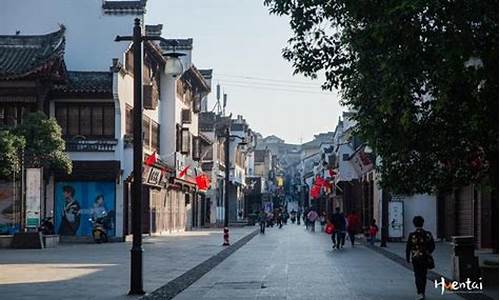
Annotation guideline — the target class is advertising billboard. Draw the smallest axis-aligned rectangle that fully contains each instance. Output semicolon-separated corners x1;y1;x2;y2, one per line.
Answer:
54;181;115;237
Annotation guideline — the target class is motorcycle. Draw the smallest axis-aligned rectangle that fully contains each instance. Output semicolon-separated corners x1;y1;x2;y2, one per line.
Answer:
89;211;108;243
38;217;55;235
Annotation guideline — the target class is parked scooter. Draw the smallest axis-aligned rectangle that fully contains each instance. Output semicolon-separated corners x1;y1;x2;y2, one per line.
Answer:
89;212;108;243
38;217;55;235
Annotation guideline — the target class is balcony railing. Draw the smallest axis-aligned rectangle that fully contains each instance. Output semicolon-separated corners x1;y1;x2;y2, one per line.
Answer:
65;139;118;152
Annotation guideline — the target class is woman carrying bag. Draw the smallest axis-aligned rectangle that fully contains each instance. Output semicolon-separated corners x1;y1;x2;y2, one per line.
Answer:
406;216;435;300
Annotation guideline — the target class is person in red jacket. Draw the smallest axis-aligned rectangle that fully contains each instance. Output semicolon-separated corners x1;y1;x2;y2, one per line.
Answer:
368;219;379;246
346;211;361;247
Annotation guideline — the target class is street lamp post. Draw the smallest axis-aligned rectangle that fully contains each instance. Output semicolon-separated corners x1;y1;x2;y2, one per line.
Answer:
223;126;230;246
129;19;145;296
115;18;164;296
222;124;247;246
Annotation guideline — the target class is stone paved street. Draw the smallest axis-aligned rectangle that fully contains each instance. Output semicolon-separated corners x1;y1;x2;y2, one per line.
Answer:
0;228;254;300
174;224;464;300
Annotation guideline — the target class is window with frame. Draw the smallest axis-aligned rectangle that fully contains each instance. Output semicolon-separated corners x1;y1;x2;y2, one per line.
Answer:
192;136;200;160
55;103;115;138
193;94;201;113
151;120;159;151
143;116;151;147
181;128;191;155
141;115;160;151
176;124;182;152
0;103;35;126
125;104;133;136
181;109;191;124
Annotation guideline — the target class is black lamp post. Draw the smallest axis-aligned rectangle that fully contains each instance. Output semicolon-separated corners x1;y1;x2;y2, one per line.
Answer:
222;124;247;246
223;126;230;246
115;18;163;296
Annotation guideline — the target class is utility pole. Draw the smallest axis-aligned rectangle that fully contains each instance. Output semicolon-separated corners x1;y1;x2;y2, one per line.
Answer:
115;18;162;296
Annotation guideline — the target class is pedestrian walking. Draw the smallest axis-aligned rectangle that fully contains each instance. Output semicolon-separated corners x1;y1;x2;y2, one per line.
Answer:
319;212;326;231
297;207;302;225
283;210;289;225
331;207;346;249
277;209;283;229
346;210;361;247
303;208;309;229
258;210;266;234
406;216;435;300
307;209;319;232
368;219;378;246
290;209;297;224
266;212;274;227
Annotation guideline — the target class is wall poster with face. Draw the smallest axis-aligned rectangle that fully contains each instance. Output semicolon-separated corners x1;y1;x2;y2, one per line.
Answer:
55;181;115;237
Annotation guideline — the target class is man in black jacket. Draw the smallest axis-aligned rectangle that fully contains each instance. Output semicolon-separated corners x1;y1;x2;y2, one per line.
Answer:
406;216;435;300
331;207;346;249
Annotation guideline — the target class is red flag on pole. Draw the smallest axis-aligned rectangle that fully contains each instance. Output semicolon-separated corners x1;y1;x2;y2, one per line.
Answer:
310;184;321;199
179;165;190;178
195;174;210;190
314;176;328;188
145;151;158;166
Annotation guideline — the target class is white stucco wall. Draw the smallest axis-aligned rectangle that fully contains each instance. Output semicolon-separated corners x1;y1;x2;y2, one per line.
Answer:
395;193;437;239
0;0;143;71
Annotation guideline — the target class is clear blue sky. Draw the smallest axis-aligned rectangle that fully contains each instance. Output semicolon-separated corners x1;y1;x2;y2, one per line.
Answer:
146;0;343;144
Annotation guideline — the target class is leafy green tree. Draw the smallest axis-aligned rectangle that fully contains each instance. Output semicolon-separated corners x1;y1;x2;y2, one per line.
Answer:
0;130;25;178
264;0;498;194
15;112;72;174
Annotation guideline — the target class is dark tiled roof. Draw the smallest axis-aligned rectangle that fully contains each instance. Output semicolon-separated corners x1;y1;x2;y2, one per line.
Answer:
231;123;247;131
199;111;217;131
199;69;213;79
0;27;65;80
53;71;113;95
160;38;193;51
102;0;146;14
145;24;163;36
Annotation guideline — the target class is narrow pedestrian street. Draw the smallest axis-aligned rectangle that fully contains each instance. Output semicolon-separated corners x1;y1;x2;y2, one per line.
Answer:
173;225;462;300
0;1;498;299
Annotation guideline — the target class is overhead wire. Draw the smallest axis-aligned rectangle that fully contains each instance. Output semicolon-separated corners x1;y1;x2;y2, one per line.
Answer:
216;82;335;95
216;73;321;87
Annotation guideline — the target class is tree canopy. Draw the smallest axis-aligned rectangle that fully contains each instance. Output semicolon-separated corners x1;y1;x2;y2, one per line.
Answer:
0;130;25;178
0;112;72;178
265;0;498;194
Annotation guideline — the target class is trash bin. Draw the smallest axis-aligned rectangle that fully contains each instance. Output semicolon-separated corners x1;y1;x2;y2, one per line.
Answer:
452;236;480;282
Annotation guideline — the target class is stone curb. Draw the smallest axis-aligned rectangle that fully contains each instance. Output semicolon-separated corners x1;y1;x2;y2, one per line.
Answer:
141;228;260;300
366;245;494;300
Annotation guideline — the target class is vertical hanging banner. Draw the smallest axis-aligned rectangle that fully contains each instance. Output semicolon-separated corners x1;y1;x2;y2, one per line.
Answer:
388;201;404;238
25;168;42;229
